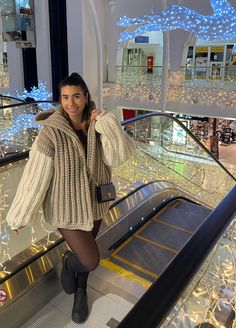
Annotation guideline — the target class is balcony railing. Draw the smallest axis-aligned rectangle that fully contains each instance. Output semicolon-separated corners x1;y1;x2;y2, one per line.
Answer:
116;65;236;89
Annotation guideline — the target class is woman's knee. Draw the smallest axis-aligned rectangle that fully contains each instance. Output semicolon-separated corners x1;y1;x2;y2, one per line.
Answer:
80;253;100;271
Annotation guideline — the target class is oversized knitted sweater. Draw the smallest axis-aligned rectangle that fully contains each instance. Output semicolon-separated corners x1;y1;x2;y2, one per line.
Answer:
6;106;135;231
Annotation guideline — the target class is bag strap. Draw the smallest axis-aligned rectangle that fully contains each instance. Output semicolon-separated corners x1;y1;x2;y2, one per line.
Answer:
83;161;99;187
77;152;99;187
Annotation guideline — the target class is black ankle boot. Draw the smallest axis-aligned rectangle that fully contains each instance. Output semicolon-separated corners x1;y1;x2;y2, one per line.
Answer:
72;288;89;324
61;251;76;294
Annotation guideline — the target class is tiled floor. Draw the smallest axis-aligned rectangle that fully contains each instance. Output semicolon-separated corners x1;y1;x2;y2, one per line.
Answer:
20;287;133;328
219;142;236;167
218;143;236;178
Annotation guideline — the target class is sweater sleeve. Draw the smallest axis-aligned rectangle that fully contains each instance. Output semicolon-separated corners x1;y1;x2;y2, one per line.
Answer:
6;140;54;230
94;111;136;167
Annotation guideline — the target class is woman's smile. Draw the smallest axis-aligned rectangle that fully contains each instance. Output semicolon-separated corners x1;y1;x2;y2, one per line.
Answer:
60;85;88;122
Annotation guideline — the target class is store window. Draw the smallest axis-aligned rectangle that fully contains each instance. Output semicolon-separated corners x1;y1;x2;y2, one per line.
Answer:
186;44;236;80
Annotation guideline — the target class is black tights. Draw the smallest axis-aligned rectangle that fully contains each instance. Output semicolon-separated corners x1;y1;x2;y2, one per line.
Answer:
58;220;102;289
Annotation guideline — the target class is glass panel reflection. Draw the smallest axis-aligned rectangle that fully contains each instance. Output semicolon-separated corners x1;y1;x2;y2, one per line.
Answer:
162;216;236;328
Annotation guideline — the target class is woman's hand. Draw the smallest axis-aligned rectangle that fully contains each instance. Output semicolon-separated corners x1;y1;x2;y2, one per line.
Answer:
90;109;102;122
13;226;24;235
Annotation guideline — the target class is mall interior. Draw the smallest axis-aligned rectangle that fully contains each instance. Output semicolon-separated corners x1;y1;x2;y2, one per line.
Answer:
0;1;236;327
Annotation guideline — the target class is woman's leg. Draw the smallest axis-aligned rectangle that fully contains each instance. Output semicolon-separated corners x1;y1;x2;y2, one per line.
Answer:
59;219;102;274
58;220;102;324
75;220;102;289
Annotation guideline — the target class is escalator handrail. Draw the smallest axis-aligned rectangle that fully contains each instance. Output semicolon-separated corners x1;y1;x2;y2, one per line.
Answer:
0;100;58;110
0;151;29;167
121;113;236;182
0;94;26;103
117;184;236;328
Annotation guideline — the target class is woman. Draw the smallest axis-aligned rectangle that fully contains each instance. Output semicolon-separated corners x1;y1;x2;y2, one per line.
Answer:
6;73;135;324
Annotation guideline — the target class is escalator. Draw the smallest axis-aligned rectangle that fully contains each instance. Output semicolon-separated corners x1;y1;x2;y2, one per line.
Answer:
100;198;211;286
0;101;235;328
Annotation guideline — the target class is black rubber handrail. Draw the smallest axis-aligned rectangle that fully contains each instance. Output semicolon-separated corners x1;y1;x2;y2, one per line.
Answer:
0;94;26;103
118;184;236;328
110;179;205;210
0;151;29;167
121;113;236;182
0;234;64;285
0;100;58;110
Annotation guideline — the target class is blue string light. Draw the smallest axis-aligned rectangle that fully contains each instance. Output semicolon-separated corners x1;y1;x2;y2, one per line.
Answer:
0;83;53;149
0;114;39;142
117;0;236;41
15;82;52;104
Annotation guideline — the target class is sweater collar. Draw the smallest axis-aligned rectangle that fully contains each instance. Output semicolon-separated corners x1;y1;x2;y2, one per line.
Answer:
35;105;97;167
35;105;95;140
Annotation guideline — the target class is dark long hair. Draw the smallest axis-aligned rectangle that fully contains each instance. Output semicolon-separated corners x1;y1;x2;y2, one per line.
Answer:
59;72;95;122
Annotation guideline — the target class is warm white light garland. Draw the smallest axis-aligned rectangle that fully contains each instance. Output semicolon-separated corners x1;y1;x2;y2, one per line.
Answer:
114;80;236;109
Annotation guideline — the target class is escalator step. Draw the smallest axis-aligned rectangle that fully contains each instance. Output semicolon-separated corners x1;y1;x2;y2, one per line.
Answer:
111;237;175;278
154;206;208;232
175;200;212;217
100;258;153;287
137;220;192;252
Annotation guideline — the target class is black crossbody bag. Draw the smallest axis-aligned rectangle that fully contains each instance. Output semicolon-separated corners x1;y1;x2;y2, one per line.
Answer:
96;183;116;203
82;159;116;203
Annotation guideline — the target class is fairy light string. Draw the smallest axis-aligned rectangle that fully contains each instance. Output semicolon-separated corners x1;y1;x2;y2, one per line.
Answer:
117;0;236;42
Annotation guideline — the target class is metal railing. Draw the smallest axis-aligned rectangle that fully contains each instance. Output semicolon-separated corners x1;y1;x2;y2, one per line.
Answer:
116;65;236;88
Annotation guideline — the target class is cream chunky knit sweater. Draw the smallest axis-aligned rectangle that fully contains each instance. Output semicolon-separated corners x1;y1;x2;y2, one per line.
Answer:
6;106;135;231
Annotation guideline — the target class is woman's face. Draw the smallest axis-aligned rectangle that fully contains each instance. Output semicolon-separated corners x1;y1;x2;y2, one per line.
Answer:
60;85;88;122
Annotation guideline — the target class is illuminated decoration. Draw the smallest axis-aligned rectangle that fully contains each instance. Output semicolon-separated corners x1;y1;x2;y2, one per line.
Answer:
166;223;236;327
0;83;53;156
0;113;38;142
114;79;236;109
114;66;236;109
117;0;236;41
15;81;52;104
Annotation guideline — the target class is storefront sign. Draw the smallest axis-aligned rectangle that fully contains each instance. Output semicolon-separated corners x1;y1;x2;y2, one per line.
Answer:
211;46;224;52
196;47;208;53
135;36;149;43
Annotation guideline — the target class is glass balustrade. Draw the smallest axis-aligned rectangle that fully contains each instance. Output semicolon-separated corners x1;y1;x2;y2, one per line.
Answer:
116;65;163;85
162;214;236;328
116;65;236;90
0;100;55;157
0;101;58;281
114;114;235;209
